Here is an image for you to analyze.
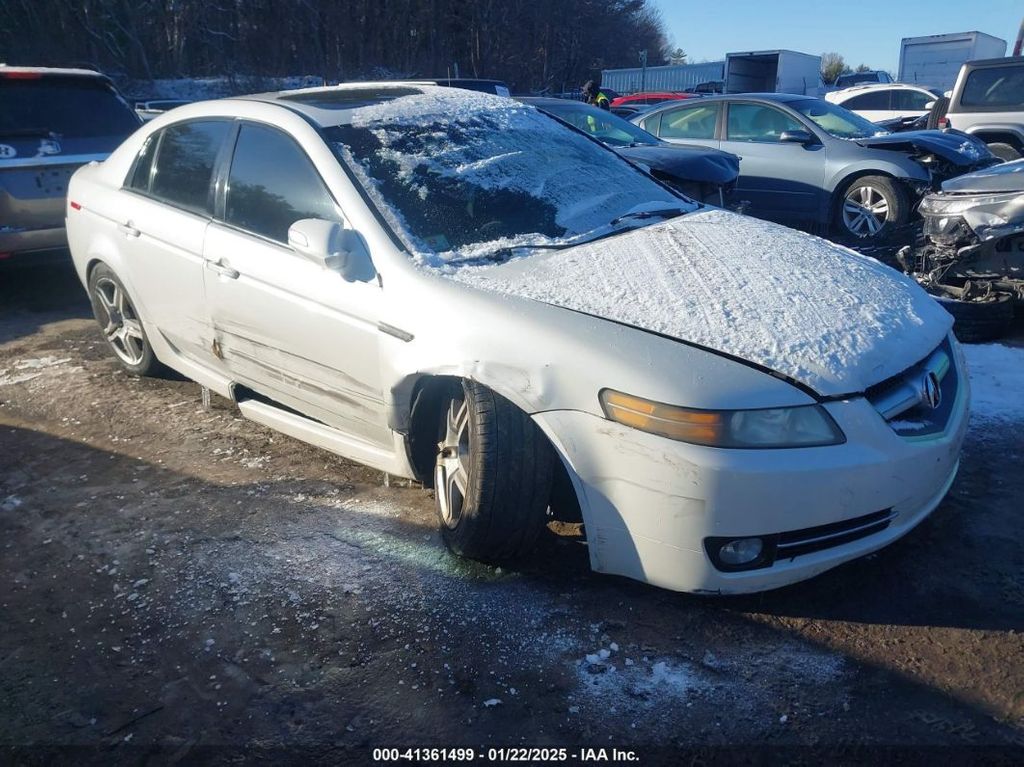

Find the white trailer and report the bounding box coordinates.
[724,50,823,95]
[898,31,1007,92]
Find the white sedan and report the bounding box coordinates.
[66,84,969,594]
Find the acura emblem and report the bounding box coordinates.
[922,371,942,410]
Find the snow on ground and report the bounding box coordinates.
[963,343,1024,422]
[452,209,951,397]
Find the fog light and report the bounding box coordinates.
[718,538,763,566]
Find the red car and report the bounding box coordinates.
[609,91,697,108]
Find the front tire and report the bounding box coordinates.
[88,263,162,376]
[434,380,554,563]
[835,175,909,241]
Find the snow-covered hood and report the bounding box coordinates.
[615,144,740,186]
[854,129,993,167]
[940,158,1024,193]
[451,210,953,397]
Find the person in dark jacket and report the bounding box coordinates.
[581,80,610,110]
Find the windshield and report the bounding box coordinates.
[537,102,658,147]
[0,76,140,138]
[326,90,687,264]
[789,98,885,139]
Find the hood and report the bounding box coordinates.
[940,158,1024,193]
[854,129,993,166]
[615,143,741,185]
[451,210,952,397]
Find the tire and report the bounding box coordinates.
[986,142,1022,162]
[935,292,1015,343]
[834,175,910,241]
[87,263,162,376]
[433,380,554,563]
[925,96,949,131]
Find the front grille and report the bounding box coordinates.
[865,337,959,438]
[705,509,895,572]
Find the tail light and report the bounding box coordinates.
[938,116,949,129]
[0,71,43,79]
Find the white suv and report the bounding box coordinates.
[826,83,943,123]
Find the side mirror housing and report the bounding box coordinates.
[287,218,376,283]
[779,129,815,145]
[924,100,936,111]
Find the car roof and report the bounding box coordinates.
[832,82,929,95]
[235,82,453,126]
[962,56,1024,68]
[645,92,809,108]
[0,65,111,81]
[518,96,587,108]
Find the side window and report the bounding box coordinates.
[659,103,720,140]
[893,89,933,111]
[639,113,662,135]
[961,66,1024,109]
[126,134,157,192]
[150,121,230,214]
[225,123,341,244]
[726,103,803,142]
[844,91,891,111]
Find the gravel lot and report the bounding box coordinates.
[1,261,1022,763]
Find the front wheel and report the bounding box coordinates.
[434,380,554,563]
[834,175,910,240]
[88,263,162,376]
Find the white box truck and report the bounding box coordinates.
[724,50,823,95]
[898,32,1007,92]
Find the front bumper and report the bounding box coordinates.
[533,357,969,594]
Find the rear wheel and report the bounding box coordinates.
[434,380,554,563]
[835,175,910,241]
[88,263,162,376]
[986,142,1022,162]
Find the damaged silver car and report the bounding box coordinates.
[898,159,1024,341]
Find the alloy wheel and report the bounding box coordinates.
[435,397,471,528]
[92,277,146,366]
[842,185,890,237]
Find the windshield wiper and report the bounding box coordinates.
[609,206,690,226]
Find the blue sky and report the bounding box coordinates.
[652,0,1022,73]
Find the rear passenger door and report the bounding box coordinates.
[718,101,825,224]
[119,119,231,364]
[202,121,390,446]
[841,90,894,122]
[641,102,721,149]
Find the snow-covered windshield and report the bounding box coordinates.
[325,89,687,264]
[790,98,886,139]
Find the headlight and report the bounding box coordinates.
[919,191,1021,216]
[599,389,845,448]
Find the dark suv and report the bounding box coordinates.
[1,67,140,262]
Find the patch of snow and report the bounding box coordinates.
[452,210,952,395]
[963,343,1024,422]
[482,698,502,707]
[889,419,929,431]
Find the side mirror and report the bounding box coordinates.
[287,218,376,283]
[779,129,815,144]
[924,100,936,111]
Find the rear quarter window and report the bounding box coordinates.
[960,66,1024,110]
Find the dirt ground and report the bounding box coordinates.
[1,261,1023,764]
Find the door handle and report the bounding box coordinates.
[207,258,240,279]
[117,222,140,238]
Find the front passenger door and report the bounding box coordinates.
[203,122,390,446]
[719,102,825,225]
